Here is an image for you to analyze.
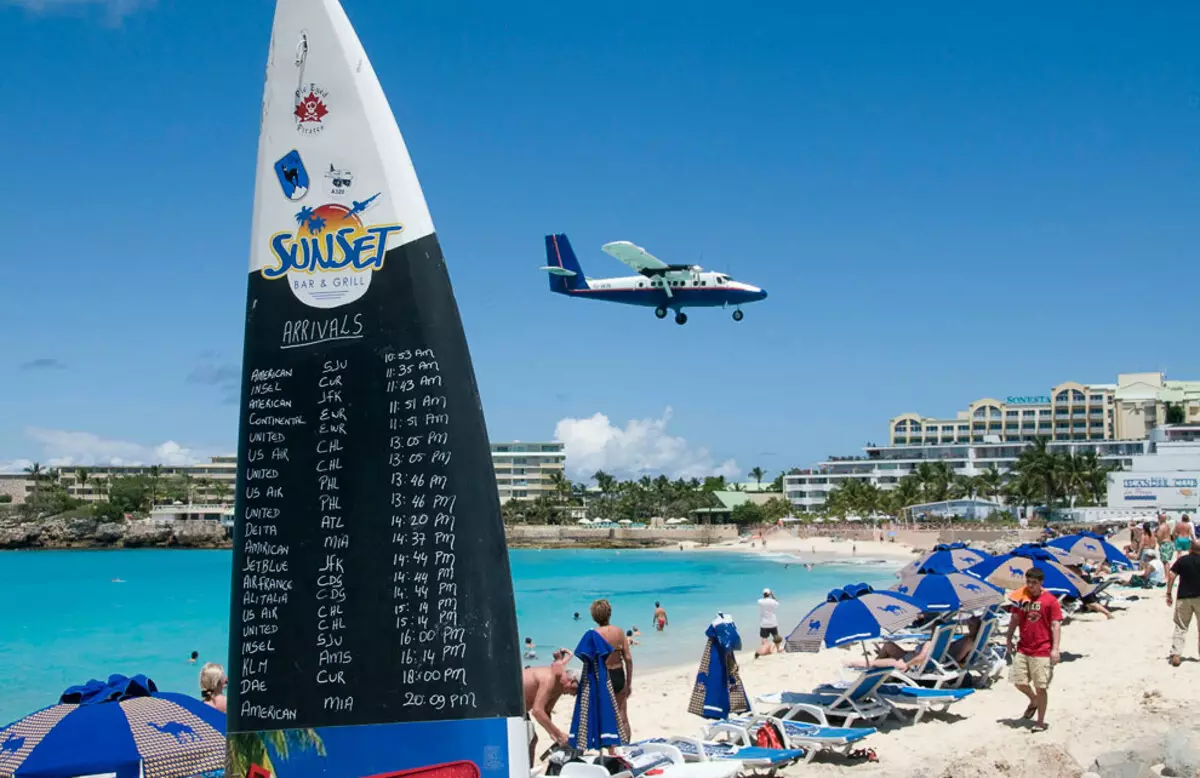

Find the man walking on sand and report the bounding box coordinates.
[1167,538,1200,667]
[1005,567,1062,733]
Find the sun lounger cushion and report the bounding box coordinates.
[875,684,974,701]
[724,717,874,745]
[638,738,805,766]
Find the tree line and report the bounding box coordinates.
[16,463,232,521]
[500,468,792,525]
[821,439,1118,519]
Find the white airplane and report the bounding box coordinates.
[541,233,767,325]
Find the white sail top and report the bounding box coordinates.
[249,0,435,309]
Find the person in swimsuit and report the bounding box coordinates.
[653,601,668,631]
[590,598,632,737]
[1175,515,1196,553]
[1157,513,1176,565]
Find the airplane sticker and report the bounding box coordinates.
[274,149,310,201]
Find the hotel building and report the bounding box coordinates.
[786,372,1200,513]
[0,441,566,506]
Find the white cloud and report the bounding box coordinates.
[554,407,740,482]
[0,427,215,472]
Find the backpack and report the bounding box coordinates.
[754,720,785,749]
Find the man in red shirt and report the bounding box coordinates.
[1004,566,1062,732]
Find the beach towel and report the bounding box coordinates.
[569,630,630,749]
[688,617,749,720]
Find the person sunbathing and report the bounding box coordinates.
[848,616,982,671]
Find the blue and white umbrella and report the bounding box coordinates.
[898,542,991,577]
[964,546,1092,597]
[784,583,924,653]
[0,674,224,778]
[568,629,628,750]
[1047,532,1134,570]
[688,613,749,720]
[891,569,1005,613]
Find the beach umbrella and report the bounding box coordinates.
[1046,531,1134,569]
[964,546,1092,597]
[1019,541,1086,567]
[897,542,991,577]
[568,630,629,750]
[688,613,749,720]
[891,568,1005,613]
[0,674,224,778]
[784,583,924,653]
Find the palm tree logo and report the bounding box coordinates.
[228,729,326,778]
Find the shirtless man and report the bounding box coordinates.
[522,660,579,764]
[653,601,668,632]
[1156,513,1176,565]
[591,598,633,737]
[1174,515,1196,554]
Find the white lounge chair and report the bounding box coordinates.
[637,736,806,772]
[558,743,741,778]
[704,714,876,763]
[755,666,896,727]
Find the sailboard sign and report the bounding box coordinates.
[225,1,526,777]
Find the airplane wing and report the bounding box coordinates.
[602,241,669,272]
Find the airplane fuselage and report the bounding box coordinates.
[563,271,767,308]
[542,233,767,324]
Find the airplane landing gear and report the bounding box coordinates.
[655,306,668,319]
[675,312,688,325]
[732,309,744,322]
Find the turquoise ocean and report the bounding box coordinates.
[0,548,900,725]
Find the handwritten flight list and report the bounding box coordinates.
[232,347,478,729]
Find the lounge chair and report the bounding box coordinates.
[637,736,806,772]
[954,612,1006,687]
[870,680,974,723]
[899,622,967,689]
[704,714,875,763]
[558,743,740,778]
[811,668,975,724]
[754,666,896,727]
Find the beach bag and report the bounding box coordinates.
[755,720,785,749]
[544,746,586,776]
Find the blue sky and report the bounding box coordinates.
[1,0,1197,481]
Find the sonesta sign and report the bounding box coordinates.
[1005,396,1051,405]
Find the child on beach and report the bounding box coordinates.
[524,637,537,659]
[199,663,227,713]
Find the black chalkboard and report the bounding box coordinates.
[225,233,524,731]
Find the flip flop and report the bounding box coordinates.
[1021,704,1037,720]
[1031,722,1049,733]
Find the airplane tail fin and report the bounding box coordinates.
[541,233,589,294]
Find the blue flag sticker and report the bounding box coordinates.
[274,149,310,201]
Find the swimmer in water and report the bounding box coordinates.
[188,651,199,664]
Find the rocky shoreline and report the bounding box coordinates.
[0,517,686,551]
[0,517,230,550]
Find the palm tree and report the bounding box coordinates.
[147,465,162,508]
[23,462,43,503]
[749,466,765,489]
[891,476,923,522]
[228,729,326,778]
[976,466,1004,502]
[75,467,90,499]
[211,479,233,505]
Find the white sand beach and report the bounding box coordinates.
[540,584,1200,777]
